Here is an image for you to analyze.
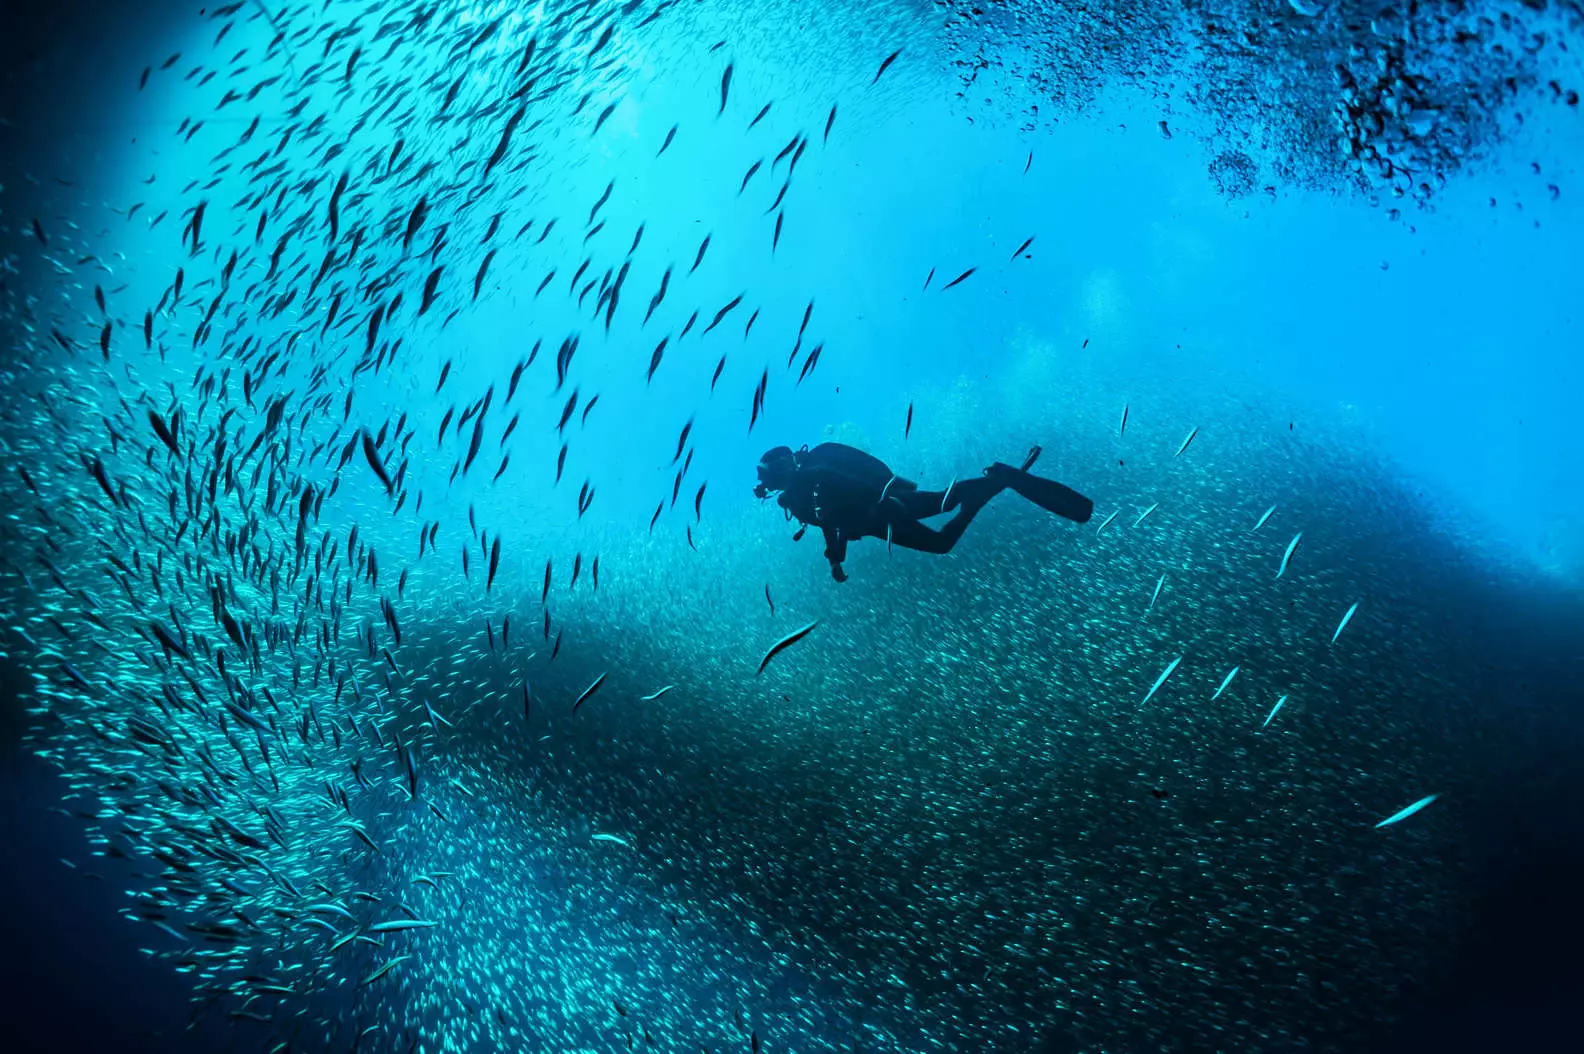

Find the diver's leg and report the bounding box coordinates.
[882,516,954,554]
[897,476,1002,519]
[885,479,1004,554]
[987,462,1093,523]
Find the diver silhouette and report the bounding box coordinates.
[754,442,1093,581]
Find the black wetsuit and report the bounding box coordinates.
[773,443,1083,578]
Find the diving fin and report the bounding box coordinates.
[991,463,1093,524]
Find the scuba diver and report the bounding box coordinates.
[753,442,1093,581]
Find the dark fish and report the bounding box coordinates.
[824,105,837,143]
[464,414,485,473]
[542,559,552,606]
[150,620,191,662]
[749,102,771,128]
[757,620,819,675]
[694,482,707,521]
[905,402,914,439]
[556,443,568,484]
[873,49,901,84]
[1009,236,1033,261]
[719,64,733,114]
[941,267,975,290]
[572,672,607,714]
[483,104,527,180]
[361,431,393,493]
[691,235,710,274]
[419,267,443,316]
[765,584,775,616]
[592,101,617,135]
[327,170,348,241]
[773,135,799,170]
[796,344,822,385]
[557,390,579,433]
[704,294,743,334]
[749,373,764,432]
[658,124,677,156]
[765,180,790,214]
[739,160,762,194]
[403,197,429,252]
[922,267,935,291]
[711,355,727,392]
[473,250,496,300]
[1024,150,1033,174]
[673,418,693,463]
[487,537,501,592]
[647,339,667,383]
[772,211,784,253]
[148,409,181,456]
[589,180,613,225]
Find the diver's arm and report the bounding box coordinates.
[821,526,848,582]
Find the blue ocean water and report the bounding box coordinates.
[1,1,1582,1052]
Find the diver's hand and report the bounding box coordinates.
[830,563,848,583]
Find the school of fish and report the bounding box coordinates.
[0,1,1483,1051]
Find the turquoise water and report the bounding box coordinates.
[1,1,1581,1051]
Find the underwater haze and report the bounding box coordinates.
[1,0,1582,1052]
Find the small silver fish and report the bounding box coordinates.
[1331,601,1359,644]
[1374,794,1437,828]
[367,919,437,933]
[1262,694,1288,728]
[1142,655,1182,704]
[1276,532,1303,578]
[360,955,411,986]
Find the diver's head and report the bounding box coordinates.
[754,445,796,498]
